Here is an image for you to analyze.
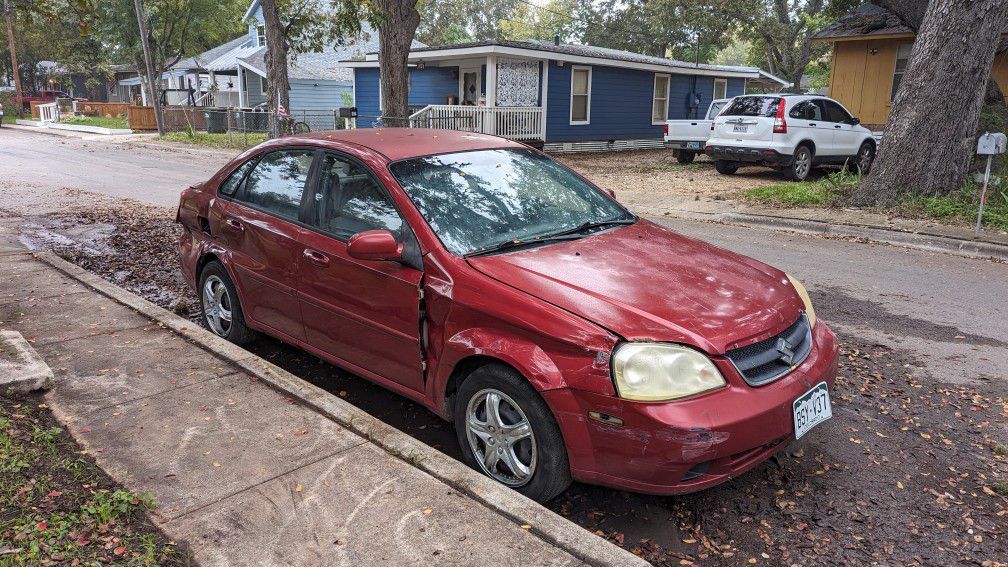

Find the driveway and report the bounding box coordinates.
[1,129,1005,565]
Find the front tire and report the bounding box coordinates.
[848,141,875,175]
[676,150,696,164]
[784,145,813,181]
[714,160,739,175]
[198,261,254,345]
[454,364,571,503]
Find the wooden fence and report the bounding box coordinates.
[75,101,129,118]
[127,106,207,132]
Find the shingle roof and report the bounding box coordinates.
[174,36,254,71]
[240,25,424,81]
[392,39,767,76]
[812,3,914,40]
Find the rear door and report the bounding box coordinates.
[219,148,317,341]
[298,151,426,393]
[713,96,779,144]
[822,99,861,157]
[788,100,830,152]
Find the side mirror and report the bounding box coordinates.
[605,188,616,199]
[849,117,861,125]
[347,229,403,262]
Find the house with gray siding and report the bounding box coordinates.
[346,40,787,151]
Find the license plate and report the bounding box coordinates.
[732,125,748,133]
[686,141,701,149]
[793,382,832,440]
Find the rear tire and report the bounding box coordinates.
[198,261,255,346]
[676,150,696,164]
[454,364,571,503]
[784,145,813,181]
[714,160,739,175]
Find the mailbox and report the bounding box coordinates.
[977,132,1006,155]
[339,107,358,119]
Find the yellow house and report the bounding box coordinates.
[813,2,1008,130]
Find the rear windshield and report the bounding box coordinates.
[721,96,781,117]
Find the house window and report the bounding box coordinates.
[891,44,913,101]
[570,66,591,124]
[260,76,268,96]
[652,74,670,124]
[713,78,728,100]
[256,24,266,47]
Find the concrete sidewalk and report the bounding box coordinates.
[0,221,642,566]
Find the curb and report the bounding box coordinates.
[656,209,1008,262]
[28,249,647,567]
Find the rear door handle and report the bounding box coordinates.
[303,249,330,266]
[834,125,842,129]
[224,218,244,232]
[809,123,817,127]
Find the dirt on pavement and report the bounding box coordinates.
[5,198,1006,566]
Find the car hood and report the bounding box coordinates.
[466,220,804,355]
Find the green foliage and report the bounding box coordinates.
[500,0,582,43]
[416,0,521,44]
[61,115,129,129]
[161,131,269,150]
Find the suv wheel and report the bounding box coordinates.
[454,364,571,503]
[676,150,696,164]
[851,142,875,175]
[785,145,813,181]
[198,261,255,345]
[714,160,739,175]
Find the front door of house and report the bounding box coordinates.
[462,70,480,105]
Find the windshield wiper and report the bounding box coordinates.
[465,233,584,258]
[464,216,637,258]
[545,216,637,239]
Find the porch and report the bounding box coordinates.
[408,104,545,141]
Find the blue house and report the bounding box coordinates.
[346,40,786,151]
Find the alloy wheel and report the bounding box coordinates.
[202,275,233,337]
[859,146,874,173]
[795,148,811,180]
[465,388,537,486]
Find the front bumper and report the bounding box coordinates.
[543,322,839,495]
[705,145,792,166]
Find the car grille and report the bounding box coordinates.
[725,314,813,386]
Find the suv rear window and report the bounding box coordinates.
[721,96,780,117]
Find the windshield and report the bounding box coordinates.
[389,148,633,256]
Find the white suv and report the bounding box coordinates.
[705,94,876,181]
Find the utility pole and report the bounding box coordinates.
[3,0,24,117]
[133,0,164,134]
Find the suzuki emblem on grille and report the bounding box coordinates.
[776,337,796,365]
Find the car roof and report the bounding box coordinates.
[286,128,525,162]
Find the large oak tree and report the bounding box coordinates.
[852,0,1008,204]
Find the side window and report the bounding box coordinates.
[218,158,257,196]
[240,150,315,220]
[823,100,852,123]
[789,101,822,121]
[311,153,404,239]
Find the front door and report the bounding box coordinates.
[298,152,425,393]
[219,148,317,341]
[823,99,861,156]
[462,69,481,105]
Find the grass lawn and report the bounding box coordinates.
[60,115,129,130]
[1,113,16,125]
[160,131,269,150]
[743,170,1008,231]
[0,394,188,565]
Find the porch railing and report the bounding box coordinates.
[408,105,545,141]
[38,102,59,123]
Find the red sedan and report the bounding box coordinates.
[177,129,838,502]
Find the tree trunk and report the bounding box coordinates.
[3,0,23,116]
[376,0,420,127]
[133,0,164,135]
[261,0,290,131]
[852,0,1008,205]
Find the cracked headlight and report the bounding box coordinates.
[786,274,817,328]
[612,343,726,402]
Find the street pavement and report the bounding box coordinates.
[0,224,599,566]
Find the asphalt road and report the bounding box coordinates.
[2,127,1004,385]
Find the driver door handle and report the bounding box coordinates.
[809,123,817,127]
[224,218,244,232]
[834,124,842,129]
[303,249,330,266]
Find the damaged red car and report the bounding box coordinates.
[177,129,838,502]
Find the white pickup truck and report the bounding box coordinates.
[663,98,730,164]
